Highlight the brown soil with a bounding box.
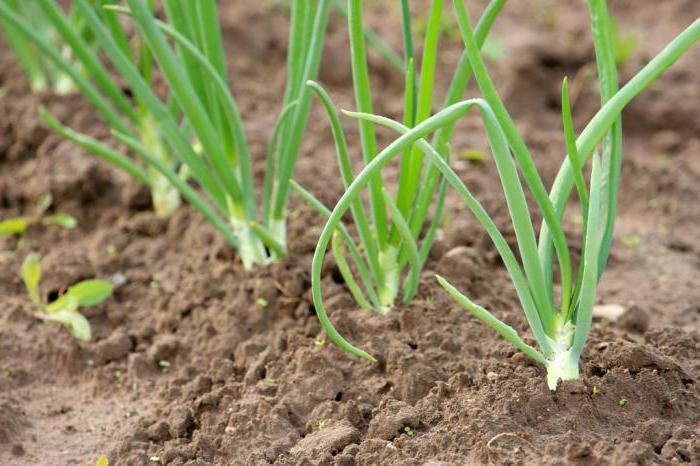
[1,1,699,465]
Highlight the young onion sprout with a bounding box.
[309,0,699,390]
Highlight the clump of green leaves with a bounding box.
[309,0,699,390]
[0,193,77,236]
[21,253,113,340]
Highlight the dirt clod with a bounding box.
[94,331,132,362]
[148,334,181,363]
[167,406,195,439]
[367,398,420,441]
[289,420,360,460]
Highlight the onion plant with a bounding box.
[2,0,330,268]
[113,0,329,267]
[0,0,185,217]
[0,0,82,94]
[299,0,507,313]
[309,0,699,389]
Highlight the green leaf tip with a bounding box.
[21,253,42,307]
[0,217,29,236]
[44,213,78,229]
[47,309,92,340]
[65,279,114,307]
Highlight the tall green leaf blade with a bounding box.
[344,0,387,249]
[271,0,331,223]
[75,0,229,213]
[571,152,603,358]
[397,0,443,220]
[37,0,138,123]
[125,0,244,209]
[588,0,622,278]
[454,0,570,321]
[307,81,382,285]
[407,0,507,246]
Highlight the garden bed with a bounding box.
[0,1,699,465]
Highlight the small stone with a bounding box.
[148,335,180,363]
[486,372,499,382]
[289,420,359,458]
[592,304,626,321]
[147,420,170,442]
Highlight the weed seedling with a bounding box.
[0,193,76,236]
[21,253,113,340]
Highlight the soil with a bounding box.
[1,1,699,465]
